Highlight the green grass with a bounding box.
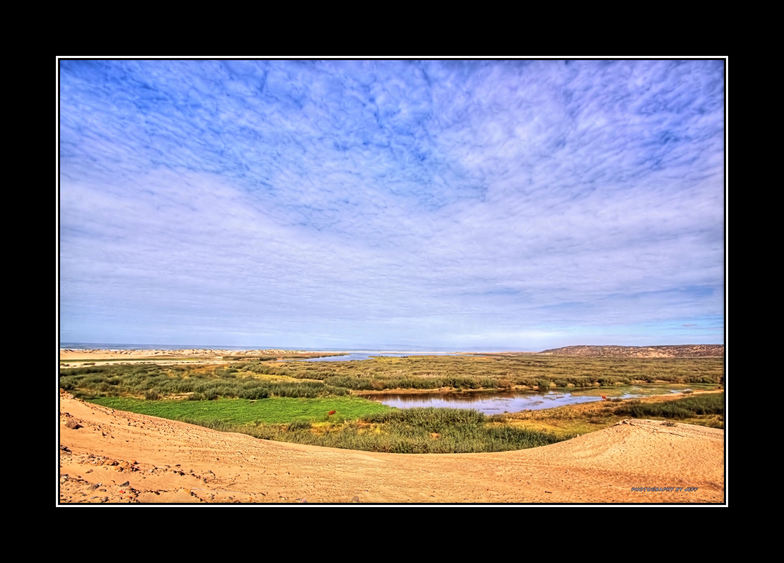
[86,397,564,453]
[614,392,725,419]
[90,396,391,425]
[247,408,563,453]
[64,354,724,454]
[60,363,347,400]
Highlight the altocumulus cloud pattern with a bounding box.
[59,59,725,349]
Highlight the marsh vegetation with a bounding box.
[60,353,724,453]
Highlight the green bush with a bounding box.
[59,355,724,401]
[615,393,724,419]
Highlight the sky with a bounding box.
[58,59,725,350]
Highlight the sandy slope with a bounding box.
[58,391,725,504]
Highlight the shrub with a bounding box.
[615,393,724,419]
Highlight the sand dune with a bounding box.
[58,391,724,504]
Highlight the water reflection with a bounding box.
[302,353,399,362]
[300,351,461,362]
[370,387,694,415]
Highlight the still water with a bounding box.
[301,351,459,362]
[369,386,697,415]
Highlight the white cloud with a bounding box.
[59,59,725,347]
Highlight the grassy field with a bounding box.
[90,395,391,424]
[268,354,723,391]
[61,354,724,399]
[613,392,724,420]
[61,353,724,453]
[60,362,348,400]
[246,407,563,453]
[89,397,563,453]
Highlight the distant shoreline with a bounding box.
[59,343,724,359]
[58,344,527,355]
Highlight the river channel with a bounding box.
[366,384,712,415]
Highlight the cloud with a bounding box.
[59,59,725,348]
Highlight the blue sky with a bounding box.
[58,59,725,350]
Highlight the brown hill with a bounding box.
[539,345,724,358]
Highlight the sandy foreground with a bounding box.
[58,390,725,505]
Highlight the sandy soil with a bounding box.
[58,348,340,368]
[60,349,242,360]
[58,390,724,504]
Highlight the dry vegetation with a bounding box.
[58,349,724,454]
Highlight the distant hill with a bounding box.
[538,345,724,358]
